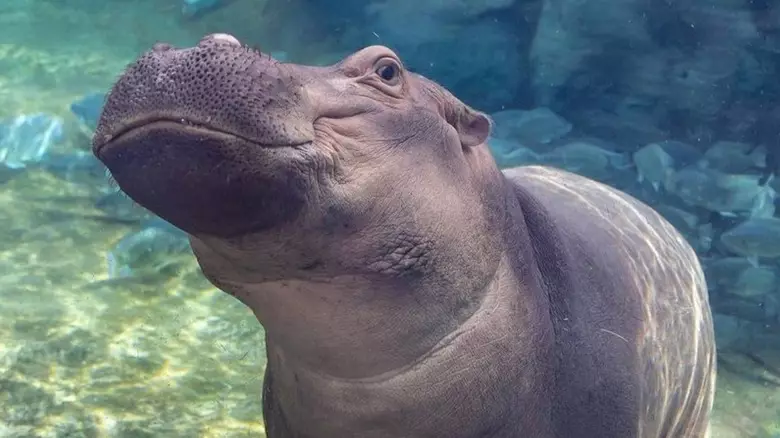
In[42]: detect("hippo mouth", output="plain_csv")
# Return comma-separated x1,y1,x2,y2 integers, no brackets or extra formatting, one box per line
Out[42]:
93,113,314,238
94,116,312,156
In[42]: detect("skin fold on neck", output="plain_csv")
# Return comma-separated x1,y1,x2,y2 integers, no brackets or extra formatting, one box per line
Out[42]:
261,254,554,438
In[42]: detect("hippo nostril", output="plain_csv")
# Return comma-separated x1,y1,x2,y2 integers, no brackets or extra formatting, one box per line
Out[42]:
199,33,241,47
152,42,174,52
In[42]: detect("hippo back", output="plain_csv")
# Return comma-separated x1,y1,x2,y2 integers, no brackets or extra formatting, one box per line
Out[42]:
503,165,716,438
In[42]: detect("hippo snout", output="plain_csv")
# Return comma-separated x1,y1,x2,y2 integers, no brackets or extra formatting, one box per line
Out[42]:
93,33,314,153
91,34,319,237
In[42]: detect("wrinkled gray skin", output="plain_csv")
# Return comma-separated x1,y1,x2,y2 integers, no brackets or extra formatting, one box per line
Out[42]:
93,34,716,438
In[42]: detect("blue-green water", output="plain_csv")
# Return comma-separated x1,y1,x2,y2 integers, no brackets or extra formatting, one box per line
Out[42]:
1,1,780,437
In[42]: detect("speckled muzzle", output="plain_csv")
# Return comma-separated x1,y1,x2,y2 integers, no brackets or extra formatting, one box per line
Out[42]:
92,34,318,238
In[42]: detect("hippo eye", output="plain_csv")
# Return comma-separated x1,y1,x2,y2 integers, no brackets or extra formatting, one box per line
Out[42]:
374,58,401,85
378,65,397,81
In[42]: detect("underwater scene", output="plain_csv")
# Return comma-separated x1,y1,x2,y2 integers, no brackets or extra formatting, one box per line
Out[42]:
1,0,780,437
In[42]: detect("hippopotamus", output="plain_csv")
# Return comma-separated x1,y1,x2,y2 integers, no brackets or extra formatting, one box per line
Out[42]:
92,33,717,438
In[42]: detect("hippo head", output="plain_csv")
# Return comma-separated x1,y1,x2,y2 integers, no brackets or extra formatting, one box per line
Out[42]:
94,34,509,378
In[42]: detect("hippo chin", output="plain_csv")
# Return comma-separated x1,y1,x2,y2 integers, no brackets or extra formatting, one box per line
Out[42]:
93,33,716,438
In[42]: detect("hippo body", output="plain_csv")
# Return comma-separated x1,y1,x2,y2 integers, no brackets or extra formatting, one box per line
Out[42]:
93,34,716,438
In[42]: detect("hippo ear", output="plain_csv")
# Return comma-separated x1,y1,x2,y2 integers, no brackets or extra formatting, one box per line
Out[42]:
456,106,493,148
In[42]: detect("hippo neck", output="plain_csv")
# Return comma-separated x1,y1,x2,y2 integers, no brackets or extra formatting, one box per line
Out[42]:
261,252,557,438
